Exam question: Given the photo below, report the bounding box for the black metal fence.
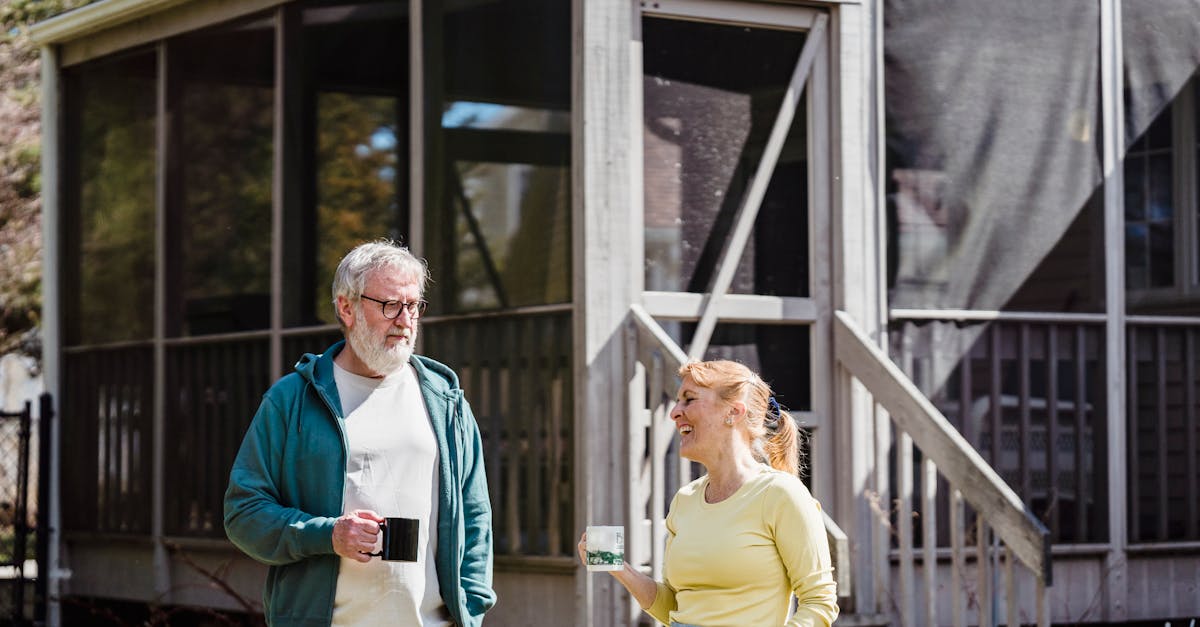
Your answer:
[0,398,35,626]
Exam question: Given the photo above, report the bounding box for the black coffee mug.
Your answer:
[368,517,419,561]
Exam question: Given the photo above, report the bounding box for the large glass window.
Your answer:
[642,18,809,297]
[168,17,275,337]
[292,0,410,327]
[426,0,571,314]
[65,52,157,346]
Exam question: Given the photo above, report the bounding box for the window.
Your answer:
[425,0,572,314]
[168,17,275,336]
[65,52,157,346]
[292,0,410,328]
[1124,74,1200,313]
[642,17,809,298]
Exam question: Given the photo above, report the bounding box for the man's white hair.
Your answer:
[331,239,430,326]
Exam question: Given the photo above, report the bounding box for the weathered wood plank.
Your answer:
[897,432,914,627]
[1005,546,1015,627]
[951,490,965,627]
[977,520,991,627]
[922,458,937,627]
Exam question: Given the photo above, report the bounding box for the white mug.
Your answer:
[585,525,624,572]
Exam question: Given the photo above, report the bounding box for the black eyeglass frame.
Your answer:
[359,294,428,319]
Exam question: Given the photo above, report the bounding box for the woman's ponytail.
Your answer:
[763,402,801,476]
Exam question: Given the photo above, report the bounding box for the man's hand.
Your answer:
[332,509,385,562]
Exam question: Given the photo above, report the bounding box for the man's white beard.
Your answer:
[348,306,416,376]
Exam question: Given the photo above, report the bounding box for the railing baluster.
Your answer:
[504,319,521,553]
[976,519,991,627]
[523,317,543,552]
[1004,545,1015,626]
[1155,327,1168,541]
[922,456,937,627]
[898,431,914,627]
[1047,325,1060,541]
[950,489,965,627]
[546,318,563,555]
[874,402,893,617]
[990,325,1002,471]
[651,354,668,578]
[961,324,976,451]
[1187,327,1198,539]
[1076,325,1089,542]
[1129,327,1141,541]
[898,334,915,627]
[1019,323,1031,502]
[1036,564,1048,627]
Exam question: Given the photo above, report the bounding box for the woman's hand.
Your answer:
[576,531,589,567]
[577,530,659,610]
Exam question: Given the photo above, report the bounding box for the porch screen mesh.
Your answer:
[885,0,1200,378]
[885,0,1102,313]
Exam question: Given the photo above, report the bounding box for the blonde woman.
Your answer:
[578,360,838,627]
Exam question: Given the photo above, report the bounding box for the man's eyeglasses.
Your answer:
[359,295,428,319]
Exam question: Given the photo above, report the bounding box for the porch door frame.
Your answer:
[636,0,836,511]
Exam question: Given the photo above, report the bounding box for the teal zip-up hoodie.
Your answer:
[223,341,496,626]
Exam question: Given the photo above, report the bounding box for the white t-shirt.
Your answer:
[332,362,449,627]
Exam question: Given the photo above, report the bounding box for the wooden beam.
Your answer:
[573,0,639,623]
[642,292,819,324]
[1100,0,1129,620]
[38,43,64,627]
[53,0,286,66]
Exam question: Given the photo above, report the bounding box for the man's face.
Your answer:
[341,269,422,377]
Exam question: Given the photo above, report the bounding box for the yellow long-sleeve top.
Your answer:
[645,466,839,627]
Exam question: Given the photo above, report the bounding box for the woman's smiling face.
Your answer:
[669,375,731,464]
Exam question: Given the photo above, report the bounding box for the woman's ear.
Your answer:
[729,399,748,419]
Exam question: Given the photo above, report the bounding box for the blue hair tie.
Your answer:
[765,397,784,430]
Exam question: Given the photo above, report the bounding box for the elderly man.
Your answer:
[225,240,495,626]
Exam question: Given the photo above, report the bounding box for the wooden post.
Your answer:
[39,44,63,627]
[573,0,640,624]
[831,0,887,615]
[1100,0,1129,621]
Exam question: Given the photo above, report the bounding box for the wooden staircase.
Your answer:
[625,306,1053,627]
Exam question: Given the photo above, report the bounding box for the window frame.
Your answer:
[1125,77,1200,312]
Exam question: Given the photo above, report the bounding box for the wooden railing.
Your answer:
[889,317,1107,546]
[60,311,574,555]
[422,308,575,558]
[62,344,154,534]
[1127,319,1200,543]
[625,304,853,611]
[164,335,272,537]
[836,311,1052,627]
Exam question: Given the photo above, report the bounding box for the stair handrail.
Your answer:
[629,303,855,599]
[833,310,1052,585]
